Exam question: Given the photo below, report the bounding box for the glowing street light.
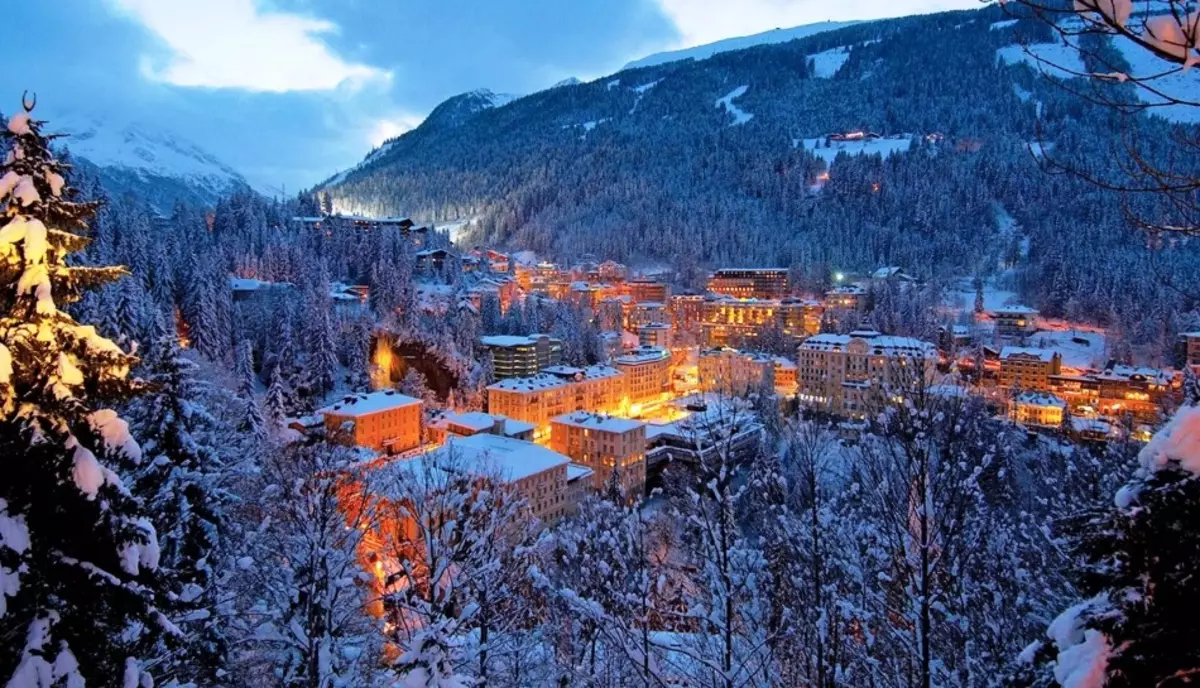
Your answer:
[834,272,845,283]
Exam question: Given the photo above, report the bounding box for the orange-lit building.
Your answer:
[1050,365,1178,423]
[993,306,1039,339]
[824,284,867,311]
[550,412,647,499]
[700,297,822,347]
[1010,392,1067,427]
[486,365,626,439]
[637,322,673,349]
[999,347,1062,392]
[624,278,670,304]
[613,346,671,410]
[318,390,423,454]
[670,294,705,335]
[707,268,789,300]
[797,331,937,417]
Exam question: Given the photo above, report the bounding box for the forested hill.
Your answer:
[320,4,1200,346]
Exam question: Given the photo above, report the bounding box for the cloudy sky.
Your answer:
[4,0,978,192]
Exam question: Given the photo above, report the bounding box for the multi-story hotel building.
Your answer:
[624,278,670,304]
[486,365,626,439]
[480,334,564,380]
[824,284,867,311]
[1011,391,1067,427]
[550,412,647,499]
[669,293,705,335]
[698,348,774,396]
[999,347,1062,392]
[628,301,669,329]
[372,433,572,525]
[707,268,789,300]
[993,306,1039,339]
[318,390,423,454]
[700,296,822,348]
[1050,365,1179,423]
[613,346,671,410]
[637,322,673,349]
[797,331,937,416]
[1180,331,1200,367]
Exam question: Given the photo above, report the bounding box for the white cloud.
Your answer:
[111,0,389,92]
[653,0,978,47]
[368,114,425,147]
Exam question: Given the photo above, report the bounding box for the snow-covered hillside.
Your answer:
[51,113,250,209]
[623,20,860,70]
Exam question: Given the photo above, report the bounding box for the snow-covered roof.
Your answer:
[552,411,646,434]
[827,284,867,295]
[1098,365,1173,384]
[500,418,537,437]
[542,365,585,377]
[614,346,670,366]
[1000,347,1058,362]
[872,266,903,279]
[1014,391,1066,408]
[1071,417,1112,434]
[567,463,595,482]
[992,305,1039,315]
[429,411,500,433]
[318,390,421,417]
[488,365,622,393]
[480,335,540,348]
[373,434,569,489]
[800,332,936,356]
[633,301,666,309]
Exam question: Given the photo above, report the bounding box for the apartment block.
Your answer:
[637,322,673,349]
[698,348,773,396]
[999,347,1062,392]
[480,334,563,380]
[613,346,671,410]
[550,412,647,499]
[1011,392,1067,428]
[486,365,626,439]
[624,278,670,304]
[993,306,1039,339]
[701,296,822,348]
[318,390,423,454]
[707,268,789,300]
[797,331,937,416]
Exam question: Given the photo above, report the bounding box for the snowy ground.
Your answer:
[996,43,1086,80]
[1112,35,1200,123]
[944,277,1021,316]
[714,86,753,126]
[808,47,851,78]
[1027,327,1107,371]
[798,135,914,163]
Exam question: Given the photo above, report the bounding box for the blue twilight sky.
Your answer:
[3,0,978,193]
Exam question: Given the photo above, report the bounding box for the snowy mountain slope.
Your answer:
[50,113,251,209]
[624,20,860,70]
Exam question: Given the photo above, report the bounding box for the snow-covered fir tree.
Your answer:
[0,102,169,686]
[124,329,233,685]
[230,440,387,687]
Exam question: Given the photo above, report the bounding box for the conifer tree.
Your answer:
[264,361,289,430]
[125,329,232,685]
[0,101,169,685]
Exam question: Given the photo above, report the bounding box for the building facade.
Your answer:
[698,348,774,396]
[700,297,822,347]
[999,347,1062,392]
[550,412,647,499]
[319,390,423,453]
[637,322,673,349]
[707,268,789,300]
[486,366,626,439]
[797,331,937,417]
[993,306,1039,339]
[480,334,564,380]
[613,346,671,411]
[1011,392,1067,427]
[624,279,670,304]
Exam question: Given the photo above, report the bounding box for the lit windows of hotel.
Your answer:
[550,412,647,500]
[998,347,1062,392]
[797,331,937,417]
[707,268,789,301]
[318,390,423,454]
[992,306,1039,339]
[480,334,564,380]
[613,346,672,411]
